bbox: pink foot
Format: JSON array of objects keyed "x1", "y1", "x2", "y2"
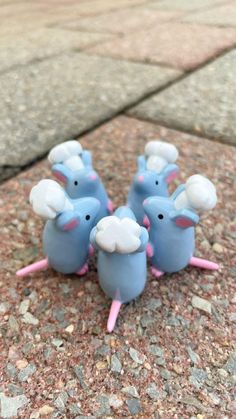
[
  {"x1": 107, "y1": 200, "x2": 113, "y2": 214},
  {"x1": 16, "y1": 258, "x2": 49, "y2": 277},
  {"x1": 189, "y1": 257, "x2": 219, "y2": 270},
  {"x1": 76, "y1": 263, "x2": 88, "y2": 276},
  {"x1": 89, "y1": 244, "x2": 94, "y2": 257},
  {"x1": 151, "y1": 267, "x2": 164, "y2": 278},
  {"x1": 146, "y1": 243, "x2": 153, "y2": 258},
  {"x1": 107, "y1": 300, "x2": 122, "y2": 333},
  {"x1": 143, "y1": 215, "x2": 150, "y2": 229}
]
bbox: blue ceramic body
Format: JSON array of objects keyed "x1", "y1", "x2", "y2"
[
  {"x1": 52, "y1": 150, "x2": 110, "y2": 222},
  {"x1": 127, "y1": 155, "x2": 179, "y2": 225},
  {"x1": 43, "y1": 197, "x2": 100, "y2": 274},
  {"x1": 143, "y1": 185, "x2": 199, "y2": 273},
  {"x1": 90, "y1": 206, "x2": 149, "y2": 303}
]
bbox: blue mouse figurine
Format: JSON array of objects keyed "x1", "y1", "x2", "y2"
[
  {"x1": 90, "y1": 206, "x2": 149, "y2": 332},
  {"x1": 143, "y1": 174, "x2": 219, "y2": 277},
  {"x1": 48, "y1": 141, "x2": 113, "y2": 222},
  {"x1": 16, "y1": 179, "x2": 100, "y2": 277},
  {"x1": 127, "y1": 140, "x2": 179, "y2": 226}
]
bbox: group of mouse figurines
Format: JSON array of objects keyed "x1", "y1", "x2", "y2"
[{"x1": 17, "y1": 140, "x2": 219, "y2": 332}]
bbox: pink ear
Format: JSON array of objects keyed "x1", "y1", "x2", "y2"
[
  {"x1": 166, "y1": 171, "x2": 178, "y2": 184},
  {"x1": 54, "y1": 171, "x2": 67, "y2": 184},
  {"x1": 63, "y1": 219, "x2": 79, "y2": 231},
  {"x1": 143, "y1": 215, "x2": 150, "y2": 229},
  {"x1": 175, "y1": 217, "x2": 194, "y2": 228},
  {"x1": 89, "y1": 173, "x2": 97, "y2": 180}
]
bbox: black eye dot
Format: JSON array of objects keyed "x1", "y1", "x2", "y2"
[
  {"x1": 158, "y1": 214, "x2": 164, "y2": 220},
  {"x1": 85, "y1": 215, "x2": 90, "y2": 220},
  {"x1": 74, "y1": 181, "x2": 78, "y2": 186},
  {"x1": 155, "y1": 181, "x2": 159, "y2": 185}
]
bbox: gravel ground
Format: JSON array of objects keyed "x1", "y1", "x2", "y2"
[{"x1": 0, "y1": 116, "x2": 235, "y2": 418}]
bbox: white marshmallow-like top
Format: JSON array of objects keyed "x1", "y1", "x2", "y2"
[
  {"x1": 145, "y1": 140, "x2": 178, "y2": 173},
  {"x1": 146, "y1": 155, "x2": 167, "y2": 173},
  {"x1": 174, "y1": 174, "x2": 217, "y2": 212},
  {"x1": 95, "y1": 216, "x2": 141, "y2": 254},
  {"x1": 30, "y1": 179, "x2": 73, "y2": 220},
  {"x1": 48, "y1": 140, "x2": 84, "y2": 171},
  {"x1": 63, "y1": 155, "x2": 84, "y2": 171},
  {"x1": 145, "y1": 140, "x2": 179, "y2": 162}
]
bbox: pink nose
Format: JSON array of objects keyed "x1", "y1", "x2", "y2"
[{"x1": 138, "y1": 175, "x2": 144, "y2": 183}]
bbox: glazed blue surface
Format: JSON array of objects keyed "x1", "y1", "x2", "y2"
[
  {"x1": 43, "y1": 197, "x2": 100, "y2": 274},
  {"x1": 143, "y1": 186, "x2": 199, "y2": 273},
  {"x1": 127, "y1": 155, "x2": 179, "y2": 225},
  {"x1": 52, "y1": 150, "x2": 110, "y2": 222},
  {"x1": 90, "y1": 206, "x2": 149, "y2": 303}
]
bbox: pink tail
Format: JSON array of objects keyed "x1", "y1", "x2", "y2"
[
  {"x1": 16, "y1": 258, "x2": 49, "y2": 277},
  {"x1": 107, "y1": 300, "x2": 122, "y2": 333},
  {"x1": 189, "y1": 256, "x2": 219, "y2": 270}
]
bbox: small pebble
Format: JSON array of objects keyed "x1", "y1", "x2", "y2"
[
  {"x1": 218, "y1": 368, "x2": 228, "y2": 378},
  {"x1": 229, "y1": 312, "x2": 236, "y2": 322},
  {"x1": 19, "y1": 299, "x2": 30, "y2": 315},
  {"x1": 122, "y1": 386, "x2": 139, "y2": 398},
  {"x1": 110, "y1": 354, "x2": 122, "y2": 373},
  {"x1": 54, "y1": 392, "x2": 68, "y2": 412},
  {"x1": 18, "y1": 363, "x2": 36, "y2": 382},
  {"x1": 65, "y1": 324, "x2": 74, "y2": 333},
  {"x1": 108, "y1": 395, "x2": 123, "y2": 408},
  {"x1": 16, "y1": 359, "x2": 28, "y2": 370},
  {"x1": 38, "y1": 405, "x2": 55, "y2": 415},
  {"x1": 51, "y1": 338, "x2": 64, "y2": 348},
  {"x1": 223, "y1": 352, "x2": 236, "y2": 375},
  {"x1": 96, "y1": 361, "x2": 107, "y2": 370},
  {"x1": 191, "y1": 295, "x2": 212, "y2": 314},
  {"x1": 8, "y1": 315, "x2": 20, "y2": 332},
  {"x1": 7, "y1": 384, "x2": 24, "y2": 396},
  {"x1": 73, "y1": 365, "x2": 88, "y2": 390},
  {"x1": 22, "y1": 342, "x2": 34, "y2": 355},
  {"x1": 0, "y1": 302, "x2": 10, "y2": 314},
  {"x1": 146, "y1": 383, "x2": 159, "y2": 400},
  {"x1": 0, "y1": 392, "x2": 29, "y2": 418},
  {"x1": 149, "y1": 344, "x2": 163, "y2": 357},
  {"x1": 146, "y1": 298, "x2": 162, "y2": 311},
  {"x1": 129, "y1": 347, "x2": 146, "y2": 364},
  {"x1": 156, "y1": 357, "x2": 165, "y2": 366},
  {"x1": 22, "y1": 312, "x2": 39, "y2": 325},
  {"x1": 23, "y1": 288, "x2": 31, "y2": 297},
  {"x1": 212, "y1": 243, "x2": 224, "y2": 253},
  {"x1": 187, "y1": 346, "x2": 200, "y2": 364},
  {"x1": 160, "y1": 368, "x2": 171, "y2": 380},
  {"x1": 126, "y1": 398, "x2": 141, "y2": 415},
  {"x1": 190, "y1": 368, "x2": 208, "y2": 389},
  {"x1": 6, "y1": 363, "x2": 17, "y2": 378}
]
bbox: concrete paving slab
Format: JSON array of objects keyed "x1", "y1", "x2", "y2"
[
  {"x1": 128, "y1": 49, "x2": 236, "y2": 145},
  {"x1": 0, "y1": 115, "x2": 234, "y2": 417},
  {"x1": 147, "y1": 0, "x2": 228, "y2": 12},
  {"x1": 0, "y1": 52, "x2": 180, "y2": 175},
  {"x1": 183, "y1": 2, "x2": 236, "y2": 27},
  {"x1": 0, "y1": 28, "x2": 112, "y2": 74},
  {"x1": 0, "y1": 2, "x2": 50, "y2": 17},
  {"x1": 45, "y1": 0, "x2": 150, "y2": 18},
  {"x1": 59, "y1": 6, "x2": 182, "y2": 34},
  {"x1": 88, "y1": 22, "x2": 236, "y2": 70},
  {"x1": 0, "y1": 0, "x2": 149, "y2": 40}
]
